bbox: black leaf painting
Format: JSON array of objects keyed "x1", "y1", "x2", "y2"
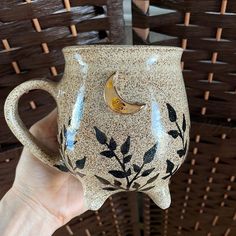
[
  {"x1": 76, "y1": 157, "x2": 86, "y2": 169},
  {"x1": 168, "y1": 130, "x2": 179, "y2": 139},
  {"x1": 141, "y1": 186, "x2": 155, "y2": 191},
  {"x1": 133, "y1": 164, "x2": 141, "y2": 173},
  {"x1": 178, "y1": 140, "x2": 188, "y2": 157},
  {"x1": 100, "y1": 150, "x2": 115, "y2": 158},
  {"x1": 166, "y1": 103, "x2": 188, "y2": 159},
  {"x1": 95, "y1": 175, "x2": 111, "y2": 185},
  {"x1": 57, "y1": 102, "x2": 188, "y2": 193},
  {"x1": 162, "y1": 160, "x2": 179, "y2": 180},
  {"x1": 182, "y1": 114, "x2": 186, "y2": 132},
  {"x1": 109, "y1": 170, "x2": 128, "y2": 178},
  {"x1": 166, "y1": 103, "x2": 177, "y2": 122},
  {"x1": 147, "y1": 173, "x2": 159, "y2": 184},
  {"x1": 114, "y1": 180, "x2": 122, "y2": 186},
  {"x1": 54, "y1": 164, "x2": 69, "y2": 172},
  {"x1": 126, "y1": 168, "x2": 132, "y2": 177},
  {"x1": 121, "y1": 136, "x2": 130, "y2": 155},
  {"x1": 94, "y1": 126, "x2": 107, "y2": 144},
  {"x1": 57, "y1": 117, "x2": 86, "y2": 176},
  {"x1": 177, "y1": 149, "x2": 185, "y2": 158},
  {"x1": 143, "y1": 143, "x2": 158, "y2": 164},
  {"x1": 166, "y1": 159, "x2": 174, "y2": 174},
  {"x1": 93, "y1": 127, "x2": 160, "y2": 191},
  {"x1": 63, "y1": 124, "x2": 66, "y2": 137},
  {"x1": 133, "y1": 182, "x2": 141, "y2": 190},
  {"x1": 124, "y1": 155, "x2": 132, "y2": 163},
  {"x1": 142, "y1": 168, "x2": 155, "y2": 177},
  {"x1": 59, "y1": 131, "x2": 63, "y2": 145},
  {"x1": 108, "y1": 137, "x2": 117, "y2": 150},
  {"x1": 102, "y1": 187, "x2": 117, "y2": 191}
]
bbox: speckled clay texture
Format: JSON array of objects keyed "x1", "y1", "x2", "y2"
[{"x1": 4, "y1": 45, "x2": 190, "y2": 211}]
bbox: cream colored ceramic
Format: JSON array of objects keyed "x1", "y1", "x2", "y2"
[{"x1": 4, "y1": 45, "x2": 190, "y2": 211}]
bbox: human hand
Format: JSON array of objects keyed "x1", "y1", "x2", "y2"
[{"x1": 4, "y1": 109, "x2": 87, "y2": 232}]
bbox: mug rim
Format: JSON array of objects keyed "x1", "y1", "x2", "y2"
[{"x1": 62, "y1": 45, "x2": 183, "y2": 53}]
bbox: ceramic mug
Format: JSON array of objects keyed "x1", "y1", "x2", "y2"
[{"x1": 4, "y1": 45, "x2": 190, "y2": 210}]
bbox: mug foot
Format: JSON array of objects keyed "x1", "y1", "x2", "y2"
[
  {"x1": 145, "y1": 185, "x2": 171, "y2": 209},
  {"x1": 84, "y1": 187, "x2": 116, "y2": 211}
]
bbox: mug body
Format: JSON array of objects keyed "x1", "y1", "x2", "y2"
[{"x1": 56, "y1": 45, "x2": 190, "y2": 210}]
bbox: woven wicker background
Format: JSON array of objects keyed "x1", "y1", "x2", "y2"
[
  {"x1": 132, "y1": 0, "x2": 236, "y2": 124},
  {"x1": 0, "y1": 0, "x2": 124, "y2": 150},
  {"x1": 0, "y1": 0, "x2": 236, "y2": 235},
  {"x1": 132, "y1": 0, "x2": 236, "y2": 235},
  {"x1": 142, "y1": 122, "x2": 236, "y2": 236},
  {"x1": 0, "y1": 0, "x2": 129, "y2": 235}
]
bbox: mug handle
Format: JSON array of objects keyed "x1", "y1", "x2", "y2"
[{"x1": 4, "y1": 79, "x2": 60, "y2": 166}]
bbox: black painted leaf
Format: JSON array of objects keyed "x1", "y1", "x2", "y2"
[
  {"x1": 95, "y1": 175, "x2": 111, "y2": 185},
  {"x1": 177, "y1": 140, "x2": 187, "y2": 158},
  {"x1": 177, "y1": 141, "x2": 188, "y2": 157},
  {"x1": 63, "y1": 124, "x2": 66, "y2": 136},
  {"x1": 143, "y1": 143, "x2": 158, "y2": 164},
  {"x1": 103, "y1": 187, "x2": 117, "y2": 191},
  {"x1": 177, "y1": 149, "x2": 185, "y2": 157},
  {"x1": 94, "y1": 126, "x2": 107, "y2": 144},
  {"x1": 121, "y1": 136, "x2": 130, "y2": 155},
  {"x1": 76, "y1": 157, "x2": 86, "y2": 169},
  {"x1": 68, "y1": 118, "x2": 71, "y2": 126},
  {"x1": 108, "y1": 137, "x2": 117, "y2": 150},
  {"x1": 146, "y1": 173, "x2": 159, "y2": 184},
  {"x1": 59, "y1": 131, "x2": 63, "y2": 144},
  {"x1": 163, "y1": 164, "x2": 179, "y2": 180},
  {"x1": 168, "y1": 130, "x2": 179, "y2": 139},
  {"x1": 182, "y1": 114, "x2": 186, "y2": 132},
  {"x1": 166, "y1": 103, "x2": 177, "y2": 122},
  {"x1": 166, "y1": 160, "x2": 174, "y2": 174},
  {"x1": 124, "y1": 155, "x2": 132, "y2": 164},
  {"x1": 114, "y1": 180, "x2": 122, "y2": 186},
  {"x1": 100, "y1": 150, "x2": 114, "y2": 158},
  {"x1": 109, "y1": 170, "x2": 127, "y2": 178},
  {"x1": 73, "y1": 140, "x2": 77, "y2": 145},
  {"x1": 141, "y1": 186, "x2": 155, "y2": 191},
  {"x1": 162, "y1": 174, "x2": 171, "y2": 180},
  {"x1": 142, "y1": 168, "x2": 155, "y2": 177},
  {"x1": 126, "y1": 168, "x2": 132, "y2": 176},
  {"x1": 133, "y1": 182, "x2": 140, "y2": 189},
  {"x1": 133, "y1": 164, "x2": 141, "y2": 173},
  {"x1": 54, "y1": 164, "x2": 69, "y2": 172}
]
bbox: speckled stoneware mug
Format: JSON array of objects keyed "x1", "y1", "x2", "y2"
[{"x1": 4, "y1": 45, "x2": 190, "y2": 210}]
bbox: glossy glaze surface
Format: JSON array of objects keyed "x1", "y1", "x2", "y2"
[
  {"x1": 55, "y1": 45, "x2": 190, "y2": 210},
  {"x1": 4, "y1": 45, "x2": 190, "y2": 211}
]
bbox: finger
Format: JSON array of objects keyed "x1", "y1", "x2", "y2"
[
  {"x1": 29, "y1": 108, "x2": 59, "y2": 152},
  {"x1": 39, "y1": 108, "x2": 57, "y2": 125},
  {"x1": 43, "y1": 108, "x2": 58, "y2": 133},
  {"x1": 33, "y1": 108, "x2": 58, "y2": 134}
]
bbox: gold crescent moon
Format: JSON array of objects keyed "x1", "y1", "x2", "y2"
[{"x1": 103, "y1": 72, "x2": 146, "y2": 114}]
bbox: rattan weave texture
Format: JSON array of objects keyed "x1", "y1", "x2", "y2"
[
  {"x1": 132, "y1": 0, "x2": 236, "y2": 124},
  {"x1": 132, "y1": 1, "x2": 236, "y2": 235},
  {"x1": 142, "y1": 122, "x2": 236, "y2": 236},
  {"x1": 0, "y1": 0, "x2": 124, "y2": 148}
]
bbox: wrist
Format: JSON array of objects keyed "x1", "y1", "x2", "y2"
[{"x1": 0, "y1": 188, "x2": 62, "y2": 236}]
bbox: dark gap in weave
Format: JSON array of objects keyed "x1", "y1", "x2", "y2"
[{"x1": 0, "y1": 142, "x2": 22, "y2": 153}]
